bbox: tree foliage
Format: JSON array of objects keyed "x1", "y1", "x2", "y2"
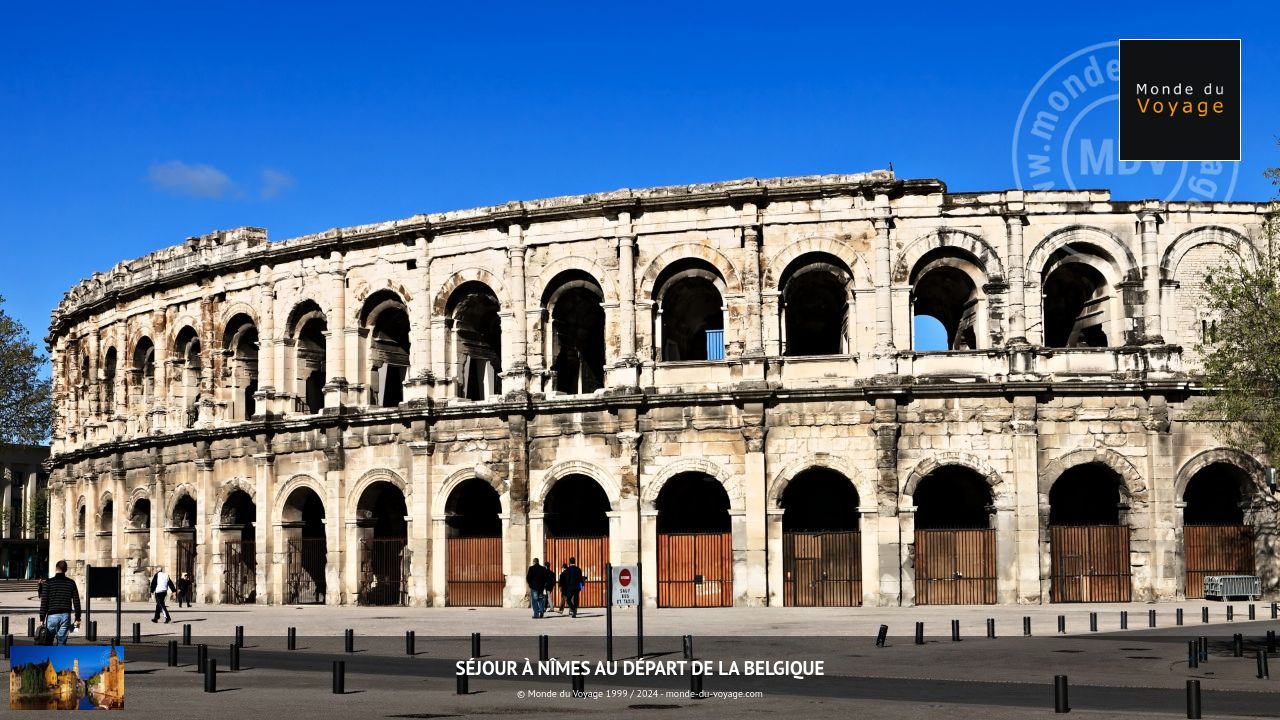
[{"x1": 0, "y1": 295, "x2": 52, "y2": 444}]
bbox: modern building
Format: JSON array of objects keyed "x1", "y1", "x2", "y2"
[
  {"x1": 43, "y1": 171, "x2": 1279, "y2": 607},
  {"x1": 1, "y1": 443, "x2": 51, "y2": 580}
]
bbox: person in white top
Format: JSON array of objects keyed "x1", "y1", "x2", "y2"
[{"x1": 150, "y1": 567, "x2": 178, "y2": 623}]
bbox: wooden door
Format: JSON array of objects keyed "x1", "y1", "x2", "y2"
[
  {"x1": 783, "y1": 531, "x2": 862, "y2": 607},
  {"x1": 915, "y1": 529, "x2": 996, "y2": 605},
  {"x1": 1184, "y1": 525, "x2": 1255, "y2": 599},
  {"x1": 446, "y1": 536, "x2": 504, "y2": 607},
  {"x1": 544, "y1": 536, "x2": 608, "y2": 608},
  {"x1": 657, "y1": 532, "x2": 732, "y2": 607},
  {"x1": 1050, "y1": 525, "x2": 1131, "y2": 602}
]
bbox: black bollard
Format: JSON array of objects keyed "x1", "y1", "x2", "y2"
[
  {"x1": 875, "y1": 624, "x2": 888, "y2": 648},
  {"x1": 197, "y1": 644, "x2": 208, "y2": 674},
  {"x1": 1090, "y1": 612, "x2": 1097, "y2": 632},
  {"x1": 1188, "y1": 640, "x2": 1199, "y2": 669},
  {"x1": 3, "y1": 633, "x2": 10, "y2": 660},
  {"x1": 345, "y1": 629, "x2": 354, "y2": 653},
  {"x1": 1233, "y1": 633, "x2": 1244, "y2": 658},
  {"x1": 690, "y1": 667, "x2": 704, "y2": 698},
  {"x1": 1228, "y1": 606, "x2": 1234, "y2": 622},
  {"x1": 1024, "y1": 616, "x2": 1032, "y2": 636},
  {"x1": 1177, "y1": 608, "x2": 1184, "y2": 626},
  {"x1": 1199, "y1": 636, "x2": 1208, "y2": 662},
  {"x1": 288, "y1": 627, "x2": 297, "y2": 650},
  {"x1": 132, "y1": 622, "x2": 141, "y2": 644},
  {"x1": 88, "y1": 620, "x2": 98, "y2": 641},
  {"x1": 987, "y1": 618, "x2": 996, "y2": 639},
  {"x1": 230, "y1": 644, "x2": 240, "y2": 671},
  {"x1": 406, "y1": 630, "x2": 415, "y2": 656},
  {"x1": 1258, "y1": 649, "x2": 1270, "y2": 680},
  {"x1": 183, "y1": 624, "x2": 192, "y2": 645},
  {"x1": 571, "y1": 672, "x2": 585, "y2": 694},
  {"x1": 1058, "y1": 615, "x2": 1066, "y2": 634},
  {"x1": 456, "y1": 668, "x2": 469, "y2": 694},
  {"x1": 332, "y1": 660, "x2": 345, "y2": 694},
  {"x1": 1120, "y1": 611, "x2": 1128, "y2": 630},
  {"x1": 204, "y1": 659, "x2": 217, "y2": 693},
  {"x1": 1202, "y1": 606, "x2": 1209, "y2": 624},
  {"x1": 28, "y1": 617, "x2": 35, "y2": 637},
  {"x1": 1186, "y1": 679, "x2": 1201, "y2": 719},
  {"x1": 235, "y1": 625, "x2": 244, "y2": 648},
  {"x1": 1053, "y1": 675, "x2": 1069, "y2": 713},
  {"x1": 167, "y1": 640, "x2": 178, "y2": 667},
  {"x1": 1150, "y1": 609, "x2": 1157, "y2": 628},
  {"x1": 915, "y1": 622, "x2": 924, "y2": 645},
  {"x1": 471, "y1": 632, "x2": 481, "y2": 658},
  {"x1": 1249, "y1": 604, "x2": 1255, "y2": 620},
  {"x1": 1, "y1": 616, "x2": 6, "y2": 637},
  {"x1": 539, "y1": 634, "x2": 549, "y2": 661},
  {"x1": 951, "y1": 619, "x2": 960, "y2": 642},
  {"x1": 1272, "y1": 602, "x2": 1278, "y2": 620},
  {"x1": 1267, "y1": 630, "x2": 1277, "y2": 655},
  {"x1": 683, "y1": 635, "x2": 693, "y2": 660}
]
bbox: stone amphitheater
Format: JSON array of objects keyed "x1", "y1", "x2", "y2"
[{"x1": 43, "y1": 170, "x2": 1279, "y2": 608}]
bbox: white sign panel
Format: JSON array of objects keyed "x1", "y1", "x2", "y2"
[{"x1": 611, "y1": 564, "x2": 639, "y2": 606}]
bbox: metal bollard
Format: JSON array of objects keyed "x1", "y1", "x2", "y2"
[
  {"x1": 1177, "y1": 608, "x2": 1184, "y2": 626},
  {"x1": 204, "y1": 659, "x2": 217, "y2": 693},
  {"x1": 1258, "y1": 649, "x2": 1270, "y2": 679},
  {"x1": 1233, "y1": 633, "x2": 1244, "y2": 657},
  {"x1": 1267, "y1": 630, "x2": 1277, "y2": 655},
  {"x1": 1024, "y1": 616, "x2": 1032, "y2": 636},
  {"x1": 132, "y1": 622, "x2": 141, "y2": 644},
  {"x1": 987, "y1": 618, "x2": 995, "y2": 639},
  {"x1": 1202, "y1": 607, "x2": 1209, "y2": 624},
  {"x1": 1188, "y1": 640, "x2": 1199, "y2": 668},
  {"x1": 1058, "y1": 615, "x2": 1066, "y2": 634},
  {"x1": 1228, "y1": 606, "x2": 1234, "y2": 622},
  {"x1": 183, "y1": 624, "x2": 192, "y2": 645},
  {"x1": 1090, "y1": 612, "x2": 1097, "y2": 632},
  {"x1": 471, "y1": 632, "x2": 481, "y2": 658},
  {"x1": 683, "y1": 635, "x2": 693, "y2": 660},
  {"x1": 230, "y1": 644, "x2": 240, "y2": 672},
  {"x1": 915, "y1": 622, "x2": 924, "y2": 645},
  {"x1": 287, "y1": 627, "x2": 297, "y2": 650},
  {"x1": 875, "y1": 624, "x2": 888, "y2": 648},
  {"x1": 951, "y1": 619, "x2": 960, "y2": 642},
  {"x1": 539, "y1": 634, "x2": 549, "y2": 661},
  {"x1": 1249, "y1": 604, "x2": 1256, "y2": 620},
  {"x1": 406, "y1": 630, "x2": 415, "y2": 656},
  {"x1": 235, "y1": 625, "x2": 244, "y2": 648},
  {"x1": 691, "y1": 667, "x2": 704, "y2": 698},
  {"x1": 1272, "y1": 602, "x2": 1278, "y2": 620},
  {"x1": 456, "y1": 670, "x2": 469, "y2": 694},
  {"x1": 571, "y1": 672, "x2": 585, "y2": 694},
  {"x1": 1199, "y1": 636, "x2": 1208, "y2": 662},
  {"x1": 88, "y1": 620, "x2": 97, "y2": 641},
  {"x1": 196, "y1": 644, "x2": 208, "y2": 674},
  {"x1": 332, "y1": 660, "x2": 345, "y2": 694},
  {"x1": 1186, "y1": 679, "x2": 1201, "y2": 719},
  {"x1": 345, "y1": 629, "x2": 354, "y2": 653},
  {"x1": 1053, "y1": 675, "x2": 1069, "y2": 713},
  {"x1": 167, "y1": 640, "x2": 178, "y2": 667},
  {"x1": 1120, "y1": 611, "x2": 1128, "y2": 630},
  {"x1": 1150, "y1": 609, "x2": 1157, "y2": 628},
  {"x1": 28, "y1": 617, "x2": 35, "y2": 637},
  {"x1": 1, "y1": 616, "x2": 6, "y2": 637}
]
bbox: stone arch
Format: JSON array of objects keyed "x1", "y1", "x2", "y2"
[
  {"x1": 1161, "y1": 226, "x2": 1256, "y2": 282},
  {"x1": 893, "y1": 228, "x2": 1006, "y2": 284},
  {"x1": 765, "y1": 235, "x2": 871, "y2": 291},
  {"x1": 641, "y1": 457, "x2": 743, "y2": 510},
  {"x1": 347, "y1": 468, "x2": 411, "y2": 512},
  {"x1": 217, "y1": 302, "x2": 260, "y2": 330},
  {"x1": 165, "y1": 483, "x2": 198, "y2": 526},
  {"x1": 284, "y1": 298, "x2": 332, "y2": 336},
  {"x1": 168, "y1": 318, "x2": 202, "y2": 356},
  {"x1": 534, "y1": 460, "x2": 621, "y2": 512},
  {"x1": 212, "y1": 477, "x2": 257, "y2": 524},
  {"x1": 1038, "y1": 448, "x2": 1147, "y2": 501},
  {"x1": 128, "y1": 485, "x2": 151, "y2": 505},
  {"x1": 537, "y1": 255, "x2": 619, "y2": 305},
  {"x1": 638, "y1": 243, "x2": 743, "y2": 300},
  {"x1": 436, "y1": 465, "x2": 510, "y2": 517},
  {"x1": 97, "y1": 490, "x2": 114, "y2": 527},
  {"x1": 1026, "y1": 225, "x2": 1140, "y2": 282},
  {"x1": 274, "y1": 473, "x2": 329, "y2": 516},
  {"x1": 350, "y1": 278, "x2": 413, "y2": 327},
  {"x1": 902, "y1": 452, "x2": 1012, "y2": 507},
  {"x1": 768, "y1": 454, "x2": 873, "y2": 509},
  {"x1": 1174, "y1": 447, "x2": 1268, "y2": 499},
  {"x1": 432, "y1": 268, "x2": 508, "y2": 315}
]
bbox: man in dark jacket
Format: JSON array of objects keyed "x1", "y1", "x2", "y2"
[
  {"x1": 526, "y1": 558, "x2": 550, "y2": 619},
  {"x1": 39, "y1": 560, "x2": 81, "y2": 645},
  {"x1": 558, "y1": 557, "x2": 585, "y2": 618}
]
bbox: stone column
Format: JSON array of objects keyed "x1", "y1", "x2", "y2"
[
  {"x1": 1138, "y1": 205, "x2": 1164, "y2": 344},
  {"x1": 872, "y1": 400, "x2": 901, "y2": 604},
  {"x1": 766, "y1": 509, "x2": 783, "y2": 606},
  {"x1": 504, "y1": 414, "x2": 530, "y2": 607},
  {"x1": 256, "y1": 270, "x2": 276, "y2": 414},
  {"x1": 742, "y1": 218, "x2": 764, "y2": 357},
  {"x1": 617, "y1": 229, "x2": 637, "y2": 360},
  {"x1": 195, "y1": 459, "x2": 213, "y2": 603},
  {"x1": 325, "y1": 253, "x2": 348, "y2": 409},
  {"x1": 404, "y1": 238, "x2": 434, "y2": 402},
  {"x1": 505, "y1": 226, "x2": 529, "y2": 391},
  {"x1": 150, "y1": 469, "x2": 165, "y2": 583},
  {"x1": 1009, "y1": 395, "x2": 1042, "y2": 603},
  {"x1": 871, "y1": 195, "x2": 897, "y2": 375},
  {"x1": 48, "y1": 477, "x2": 64, "y2": 568},
  {"x1": 994, "y1": 503, "x2": 1018, "y2": 604},
  {"x1": 323, "y1": 441, "x2": 347, "y2": 605},
  {"x1": 742, "y1": 422, "x2": 767, "y2": 605},
  {"x1": 408, "y1": 441, "x2": 434, "y2": 606},
  {"x1": 1144, "y1": 395, "x2": 1174, "y2": 600},
  {"x1": 254, "y1": 453, "x2": 274, "y2": 604},
  {"x1": 896, "y1": 506, "x2": 916, "y2": 606},
  {"x1": 1004, "y1": 205, "x2": 1029, "y2": 344},
  {"x1": 858, "y1": 506, "x2": 881, "y2": 606},
  {"x1": 84, "y1": 474, "x2": 99, "y2": 570},
  {"x1": 615, "y1": 430, "x2": 642, "y2": 566}
]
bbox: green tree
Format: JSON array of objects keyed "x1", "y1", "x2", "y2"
[{"x1": 0, "y1": 295, "x2": 52, "y2": 444}]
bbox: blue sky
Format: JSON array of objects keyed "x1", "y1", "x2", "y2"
[{"x1": 2, "y1": 3, "x2": 1277, "y2": 352}]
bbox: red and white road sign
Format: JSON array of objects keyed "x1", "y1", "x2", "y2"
[{"x1": 611, "y1": 564, "x2": 639, "y2": 606}]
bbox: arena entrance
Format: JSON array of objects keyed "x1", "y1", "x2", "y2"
[
  {"x1": 657, "y1": 472, "x2": 732, "y2": 608},
  {"x1": 445, "y1": 479, "x2": 504, "y2": 607},
  {"x1": 1183, "y1": 462, "x2": 1256, "y2": 599},
  {"x1": 1049, "y1": 464, "x2": 1131, "y2": 603},
  {"x1": 543, "y1": 474, "x2": 609, "y2": 608},
  {"x1": 171, "y1": 494, "x2": 197, "y2": 584},
  {"x1": 781, "y1": 469, "x2": 861, "y2": 607},
  {"x1": 282, "y1": 487, "x2": 327, "y2": 605},
  {"x1": 356, "y1": 482, "x2": 408, "y2": 606},
  {"x1": 912, "y1": 466, "x2": 996, "y2": 605},
  {"x1": 219, "y1": 490, "x2": 257, "y2": 604}
]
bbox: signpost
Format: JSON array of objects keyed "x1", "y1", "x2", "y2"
[
  {"x1": 85, "y1": 564, "x2": 123, "y2": 644},
  {"x1": 605, "y1": 563, "x2": 643, "y2": 660}
]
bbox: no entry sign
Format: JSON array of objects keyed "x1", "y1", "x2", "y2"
[{"x1": 611, "y1": 564, "x2": 639, "y2": 606}]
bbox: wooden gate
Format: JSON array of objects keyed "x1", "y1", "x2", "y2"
[
  {"x1": 285, "y1": 538, "x2": 327, "y2": 605},
  {"x1": 1050, "y1": 525, "x2": 1132, "y2": 603},
  {"x1": 544, "y1": 536, "x2": 608, "y2": 608},
  {"x1": 783, "y1": 531, "x2": 862, "y2": 607},
  {"x1": 1184, "y1": 525, "x2": 1255, "y2": 599},
  {"x1": 914, "y1": 529, "x2": 997, "y2": 605},
  {"x1": 446, "y1": 536, "x2": 504, "y2": 607},
  {"x1": 359, "y1": 538, "x2": 408, "y2": 606},
  {"x1": 175, "y1": 536, "x2": 196, "y2": 582},
  {"x1": 222, "y1": 540, "x2": 256, "y2": 604},
  {"x1": 657, "y1": 532, "x2": 732, "y2": 607}
]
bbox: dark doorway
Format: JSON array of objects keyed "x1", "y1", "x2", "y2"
[
  {"x1": 446, "y1": 479, "x2": 504, "y2": 606},
  {"x1": 546, "y1": 274, "x2": 606, "y2": 395},
  {"x1": 656, "y1": 473, "x2": 732, "y2": 607},
  {"x1": 220, "y1": 490, "x2": 257, "y2": 604},
  {"x1": 544, "y1": 474, "x2": 610, "y2": 607},
  {"x1": 1183, "y1": 462, "x2": 1255, "y2": 598},
  {"x1": 1049, "y1": 463, "x2": 1131, "y2": 602},
  {"x1": 357, "y1": 482, "x2": 408, "y2": 606},
  {"x1": 781, "y1": 469, "x2": 861, "y2": 607},
  {"x1": 282, "y1": 487, "x2": 327, "y2": 604},
  {"x1": 912, "y1": 466, "x2": 996, "y2": 605}
]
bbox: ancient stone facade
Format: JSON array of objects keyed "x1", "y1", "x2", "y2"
[{"x1": 45, "y1": 171, "x2": 1280, "y2": 607}]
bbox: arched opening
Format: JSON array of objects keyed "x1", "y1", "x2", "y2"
[
  {"x1": 128, "y1": 499, "x2": 151, "y2": 530},
  {"x1": 223, "y1": 315, "x2": 259, "y2": 421},
  {"x1": 361, "y1": 292, "x2": 411, "y2": 408},
  {"x1": 282, "y1": 487, "x2": 327, "y2": 604},
  {"x1": 97, "y1": 498, "x2": 114, "y2": 564},
  {"x1": 356, "y1": 482, "x2": 408, "y2": 606},
  {"x1": 912, "y1": 466, "x2": 997, "y2": 604},
  {"x1": 170, "y1": 494, "x2": 197, "y2": 593},
  {"x1": 780, "y1": 469, "x2": 861, "y2": 606},
  {"x1": 655, "y1": 260, "x2": 725, "y2": 362},
  {"x1": 288, "y1": 302, "x2": 328, "y2": 414},
  {"x1": 445, "y1": 478, "x2": 504, "y2": 606},
  {"x1": 172, "y1": 326, "x2": 203, "y2": 428},
  {"x1": 780, "y1": 254, "x2": 852, "y2": 356},
  {"x1": 543, "y1": 474, "x2": 610, "y2": 607},
  {"x1": 1048, "y1": 463, "x2": 1131, "y2": 602},
  {"x1": 1182, "y1": 462, "x2": 1256, "y2": 598},
  {"x1": 131, "y1": 337, "x2": 156, "y2": 409},
  {"x1": 656, "y1": 472, "x2": 732, "y2": 607},
  {"x1": 218, "y1": 489, "x2": 257, "y2": 603},
  {"x1": 543, "y1": 272, "x2": 606, "y2": 395},
  {"x1": 1043, "y1": 247, "x2": 1117, "y2": 348},
  {"x1": 102, "y1": 347, "x2": 117, "y2": 416},
  {"x1": 447, "y1": 282, "x2": 502, "y2": 400},
  {"x1": 911, "y1": 251, "x2": 983, "y2": 351}
]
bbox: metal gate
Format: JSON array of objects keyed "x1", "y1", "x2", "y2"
[
  {"x1": 544, "y1": 536, "x2": 608, "y2": 608},
  {"x1": 783, "y1": 531, "x2": 862, "y2": 607},
  {"x1": 657, "y1": 532, "x2": 732, "y2": 607},
  {"x1": 1050, "y1": 525, "x2": 1132, "y2": 603},
  {"x1": 222, "y1": 540, "x2": 256, "y2": 604},
  {"x1": 285, "y1": 538, "x2": 327, "y2": 605},
  {"x1": 446, "y1": 537, "x2": 504, "y2": 607},
  {"x1": 175, "y1": 536, "x2": 196, "y2": 581},
  {"x1": 914, "y1": 529, "x2": 997, "y2": 605},
  {"x1": 359, "y1": 538, "x2": 408, "y2": 606},
  {"x1": 1184, "y1": 524, "x2": 1255, "y2": 599}
]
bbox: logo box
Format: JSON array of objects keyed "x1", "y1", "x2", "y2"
[{"x1": 1119, "y1": 39, "x2": 1240, "y2": 162}]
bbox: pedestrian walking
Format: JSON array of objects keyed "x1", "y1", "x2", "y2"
[
  {"x1": 527, "y1": 558, "x2": 550, "y2": 619},
  {"x1": 39, "y1": 560, "x2": 81, "y2": 645},
  {"x1": 176, "y1": 572, "x2": 194, "y2": 607},
  {"x1": 150, "y1": 567, "x2": 177, "y2": 623},
  {"x1": 555, "y1": 563, "x2": 569, "y2": 613},
  {"x1": 559, "y1": 557, "x2": 585, "y2": 618}
]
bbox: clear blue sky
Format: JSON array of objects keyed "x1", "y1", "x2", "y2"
[{"x1": 2, "y1": 3, "x2": 1277, "y2": 351}]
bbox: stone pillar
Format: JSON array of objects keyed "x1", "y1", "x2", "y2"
[
  {"x1": 742, "y1": 422, "x2": 767, "y2": 605},
  {"x1": 505, "y1": 414, "x2": 530, "y2": 606},
  {"x1": 766, "y1": 509, "x2": 783, "y2": 606},
  {"x1": 505, "y1": 226, "x2": 529, "y2": 392},
  {"x1": 324, "y1": 253, "x2": 348, "y2": 409},
  {"x1": 1144, "y1": 394, "x2": 1174, "y2": 600},
  {"x1": 195, "y1": 459, "x2": 213, "y2": 603},
  {"x1": 872, "y1": 400, "x2": 901, "y2": 604},
  {"x1": 254, "y1": 453, "x2": 274, "y2": 604},
  {"x1": 404, "y1": 239, "x2": 434, "y2": 402},
  {"x1": 615, "y1": 430, "x2": 642, "y2": 566},
  {"x1": 742, "y1": 218, "x2": 764, "y2": 357},
  {"x1": 408, "y1": 441, "x2": 434, "y2": 606},
  {"x1": 48, "y1": 478, "x2": 64, "y2": 568},
  {"x1": 858, "y1": 506, "x2": 881, "y2": 606},
  {"x1": 1009, "y1": 395, "x2": 1042, "y2": 603},
  {"x1": 150, "y1": 469, "x2": 165, "y2": 583},
  {"x1": 994, "y1": 504, "x2": 1018, "y2": 604},
  {"x1": 1004, "y1": 205, "x2": 1028, "y2": 344},
  {"x1": 1139, "y1": 205, "x2": 1164, "y2": 343},
  {"x1": 256, "y1": 270, "x2": 276, "y2": 414},
  {"x1": 84, "y1": 474, "x2": 99, "y2": 570},
  {"x1": 871, "y1": 195, "x2": 897, "y2": 374},
  {"x1": 617, "y1": 229, "x2": 637, "y2": 360},
  {"x1": 897, "y1": 506, "x2": 916, "y2": 606}
]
